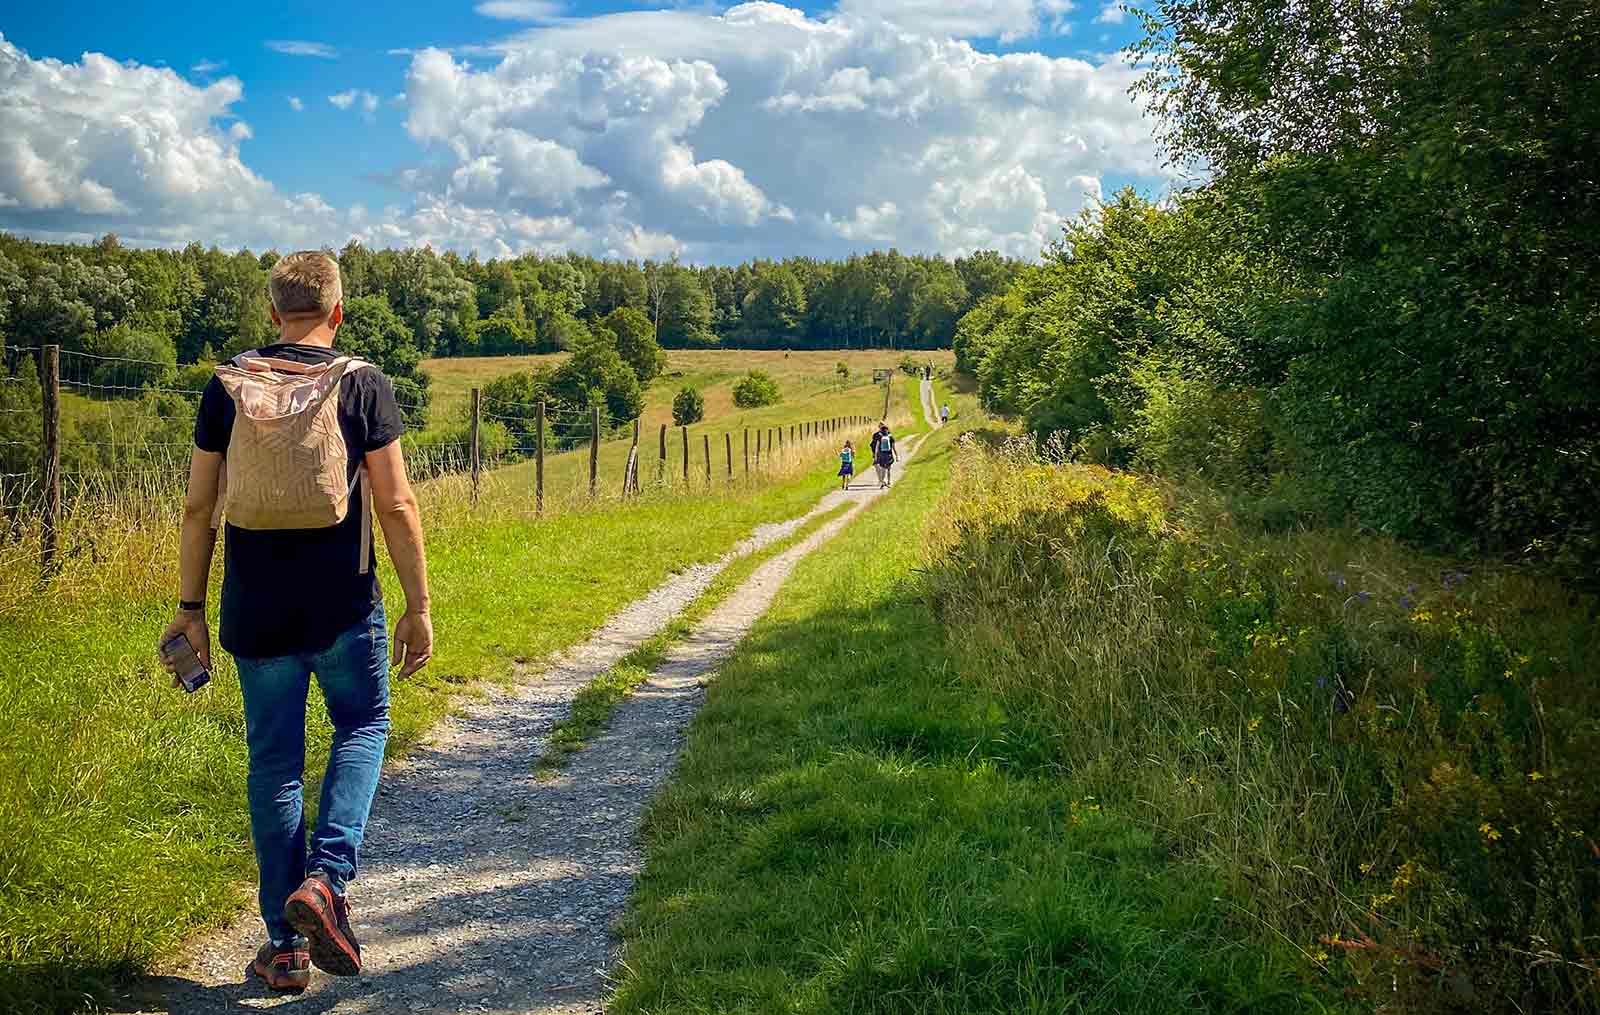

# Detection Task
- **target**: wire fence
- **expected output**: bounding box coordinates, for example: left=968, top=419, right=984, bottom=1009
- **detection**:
left=1, top=342, right=881, bottom=583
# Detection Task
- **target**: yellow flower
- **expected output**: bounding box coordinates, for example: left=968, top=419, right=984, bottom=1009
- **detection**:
left=1186, top=775, right=1200, bottom=787
left=1528, top=770, right=1544, bottom=781
left=1479, top=822, right=1502, bottom=842
left=1370, top=893, right=1396, bottom=909
left=1410, top=609, right=1433, bottom=624
left=1391, top=861, right=1417, bottom=890
left=1311, top=948, right=1330, bottom=964
left=1359, top=862, right=1374, bottom=874
left=1246, top=717, right=1262, bottom=733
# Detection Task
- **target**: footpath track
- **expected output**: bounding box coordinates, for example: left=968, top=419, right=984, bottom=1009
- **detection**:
left=121, top=390, right=937, bottom=1015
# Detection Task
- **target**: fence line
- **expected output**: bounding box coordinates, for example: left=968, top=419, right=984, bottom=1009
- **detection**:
left=4, top=343, right=888, bottom=584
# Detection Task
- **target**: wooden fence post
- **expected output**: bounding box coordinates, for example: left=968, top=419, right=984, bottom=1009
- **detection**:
left=883, top=382, right=891, bottom=419
left=535, top=400, right=545, bottom=516
left=589, top=405, right=600, bottom=497
left=743, top=428, right=749, bottom=476
left=40, top=345, right=60, bottom=576
left=681, top=426, right=689, bottom=483
left=754, top=426, right=761, bottom=468
left=703, top=433, right=711, bottom=484
left=725, top=432, right=733, bottom=479
left=628, top=418, right=641, bottom=495
left=658, top=423, right=667, bottom=482
left=469, top=387, right=481, bottom=506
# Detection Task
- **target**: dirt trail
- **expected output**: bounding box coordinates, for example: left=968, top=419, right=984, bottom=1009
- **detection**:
left=120, top=429, right=927, bottom=1015
left=920, top=376, right=940, bottom=429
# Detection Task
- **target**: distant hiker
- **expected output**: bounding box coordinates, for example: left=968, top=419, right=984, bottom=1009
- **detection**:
left=838, top=439, right=855, bottom=489
left=940, top=404, right=950, bottom=425
left=873, top=423, right=897, bottom=488
left=158, top=251, right=434, bottom=994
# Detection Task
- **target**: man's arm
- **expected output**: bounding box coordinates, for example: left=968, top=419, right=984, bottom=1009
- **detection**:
left=157, top=448, right=223, bottom=678
left=365, top=439, right=433, bottom=677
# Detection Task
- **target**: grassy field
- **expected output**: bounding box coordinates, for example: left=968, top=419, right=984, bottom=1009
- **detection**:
left=421, top=348, right=954, bottom=429
left=0, top=358, right=918, bottom=1015
left=609, top=416, right=1323, bottom=1014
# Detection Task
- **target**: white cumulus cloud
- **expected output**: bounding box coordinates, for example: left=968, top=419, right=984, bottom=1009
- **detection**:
left=1093, top=2, right=1126, bottom=24
left=0, top=5, right=1172, bottom=263
left=288, top=95, right=304, bottom=111
left=329, top=89, right=380, bottom=115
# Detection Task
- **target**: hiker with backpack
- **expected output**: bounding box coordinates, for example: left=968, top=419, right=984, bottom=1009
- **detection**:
left=838, top=439, right=855, bottom=490
left=157, top=251, right=433, bottom=994
left=871, top=422, right=897, bottom=488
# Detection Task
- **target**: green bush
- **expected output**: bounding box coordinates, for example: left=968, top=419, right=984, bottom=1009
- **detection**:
left=407, top=419, right=512, bottom=479
left=731, top=370, right=781, bottom=408
left=897, top=355, right=921, bottom=376
left=671, top=386, right=704, bottom=426
left=834, top=361, right=849, bottom=381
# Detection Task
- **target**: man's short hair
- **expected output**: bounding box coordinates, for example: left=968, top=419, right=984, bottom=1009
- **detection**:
left=269, top=251, right=343, bottom=320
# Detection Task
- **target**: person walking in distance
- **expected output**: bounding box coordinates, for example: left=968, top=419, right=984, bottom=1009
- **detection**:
left=872, top=422, right=897, bottom=488
left=838, top=439, right=856, bottom=490
left=940, top=404, right=950, bottom=426
left=157, top=251, right=434, bottom=993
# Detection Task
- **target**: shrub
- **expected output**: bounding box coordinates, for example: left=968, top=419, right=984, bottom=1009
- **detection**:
left=672, top=386, right=704, bottom=426
left=407, top=419, right=512, bottom=479
left=897, top=355, right=921, bottom=376
left=731, top=370, right=780, bottom=408
left=835, top=361, right=849, bottom=381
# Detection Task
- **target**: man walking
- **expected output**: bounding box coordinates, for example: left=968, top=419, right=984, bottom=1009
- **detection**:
left=158, top=251, right=434, bottom=993
left=872, top=422, right=897, bottom=488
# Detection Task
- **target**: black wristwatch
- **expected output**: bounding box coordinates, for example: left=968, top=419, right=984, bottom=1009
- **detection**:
left=178, top=599, right=205, bottom=612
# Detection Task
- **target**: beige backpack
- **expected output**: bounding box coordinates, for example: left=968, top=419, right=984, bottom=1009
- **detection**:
left=212, top=352, right=373, bottom=571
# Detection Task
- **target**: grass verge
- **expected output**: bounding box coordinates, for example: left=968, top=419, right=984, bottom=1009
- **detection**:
left=608, top=421, right=1325, bottom=1014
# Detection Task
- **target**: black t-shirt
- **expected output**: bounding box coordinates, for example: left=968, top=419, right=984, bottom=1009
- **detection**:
left=194, top=343, right=405, bottom=658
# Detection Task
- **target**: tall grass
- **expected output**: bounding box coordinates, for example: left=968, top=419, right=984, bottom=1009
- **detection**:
left=921, top=438, right=1600, bottom=1012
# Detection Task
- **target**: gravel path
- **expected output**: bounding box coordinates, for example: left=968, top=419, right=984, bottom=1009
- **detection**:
left=116, top=430, right=926, bottom=1015
left=920, top=376, right=941, bottom=429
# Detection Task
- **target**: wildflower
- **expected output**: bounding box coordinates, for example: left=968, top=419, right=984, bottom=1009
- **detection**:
left=1247, top=717, right=1262, bottom=733
left=1186, top=775, right=1200, bottom=787
left=1399, top=595, right=1414, bottom=610
left=1392, top=861, right=1417, bottom=890
left=1312, top=948, right=1330, bottom=964
left=1410, top=608, right=1433, bottom=624
left=1370, top=892, right=1396, bottom=909
left=1479, top=822, right=1501, bottom=842
left=1528, top=771, right=1544, bottom=782
left=1355, top=590, right=1371, bottom=603
left=1359, top=862, right=1375, bottom=875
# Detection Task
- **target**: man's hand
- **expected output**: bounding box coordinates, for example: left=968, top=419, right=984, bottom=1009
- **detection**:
left=157, top=610, right=211, bottom=689
left=392, top=610, right=434, bottom=678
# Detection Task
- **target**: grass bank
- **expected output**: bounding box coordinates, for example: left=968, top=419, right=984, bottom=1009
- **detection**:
left=921, top=440, right=1600, bottom=1013
left=609, top=421, right=1322, bottom=1013
left=0, top=383, right=914, bottom=1015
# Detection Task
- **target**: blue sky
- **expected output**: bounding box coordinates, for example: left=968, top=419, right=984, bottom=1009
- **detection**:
left=0, top=1, right=1169, bottom=263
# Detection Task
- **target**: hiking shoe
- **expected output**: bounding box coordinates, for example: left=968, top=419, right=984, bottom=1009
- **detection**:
left=249, top=939, right=311, bottom=993
left=285, top=873, right=362, bottom=976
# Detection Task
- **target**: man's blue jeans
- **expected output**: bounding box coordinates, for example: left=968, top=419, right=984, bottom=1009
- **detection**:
left=236, top=602, right=391, bottom=944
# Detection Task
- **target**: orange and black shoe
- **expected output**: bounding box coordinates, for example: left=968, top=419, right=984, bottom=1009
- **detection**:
left=249, top=939, right=311, bottom=993
left=284, top=873, right=362, bottom=976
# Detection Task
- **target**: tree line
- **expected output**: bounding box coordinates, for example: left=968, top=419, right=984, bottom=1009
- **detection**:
left=956, top=0, right=1598, bottom=572
left=0, top=233, right=1022, bottom=411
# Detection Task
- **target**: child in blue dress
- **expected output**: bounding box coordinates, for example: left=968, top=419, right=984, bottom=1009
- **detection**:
left=838, top=440, right=855, bottom=489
